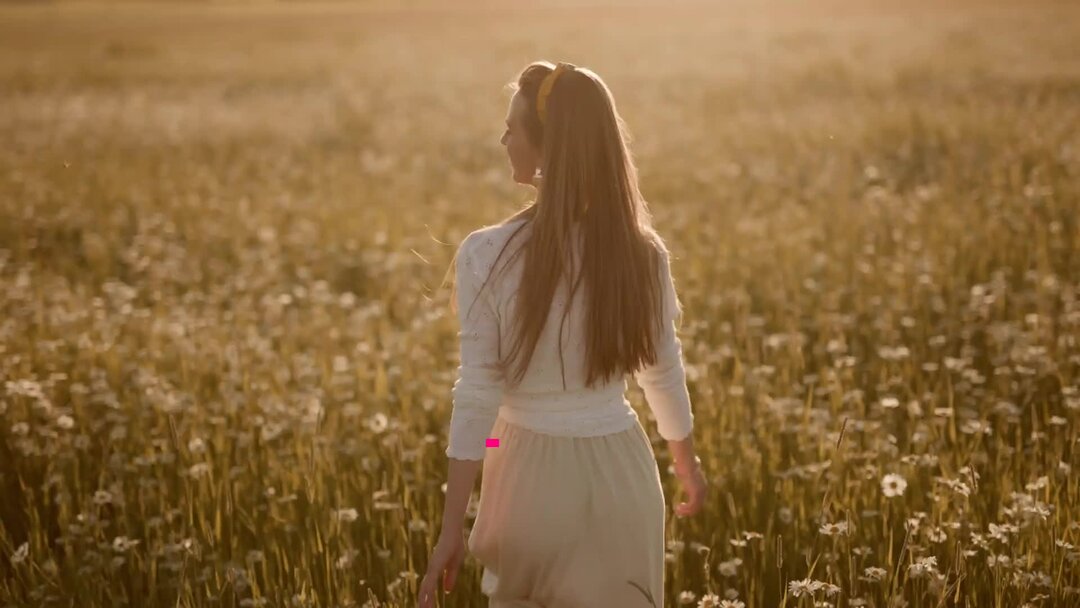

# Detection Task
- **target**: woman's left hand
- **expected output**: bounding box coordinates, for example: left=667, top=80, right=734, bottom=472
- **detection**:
left=418, top=529, right=467, bottom=608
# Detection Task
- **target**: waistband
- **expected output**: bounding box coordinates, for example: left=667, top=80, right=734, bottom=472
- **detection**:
left=498, top=392, right=639, bottom=437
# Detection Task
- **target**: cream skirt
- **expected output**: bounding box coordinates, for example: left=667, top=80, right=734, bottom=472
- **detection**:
left=467, top=414, right=667, bottom=607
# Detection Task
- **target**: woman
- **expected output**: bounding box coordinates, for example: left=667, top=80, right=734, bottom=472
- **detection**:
left=419, top=61, right=708, bottom=608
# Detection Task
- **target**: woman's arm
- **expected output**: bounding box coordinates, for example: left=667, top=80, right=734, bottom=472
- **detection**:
left=441, top=232, right=505, bottom=533
left=634, top=247, right=696, bottom=445
left=669, top=435, right=701, bottom=477
left=439, top=458, right=484, bottom=539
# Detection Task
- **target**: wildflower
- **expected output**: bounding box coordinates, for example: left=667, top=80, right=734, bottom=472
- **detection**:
left=334, top=508, right=359, bottom=523
left=188, top=437, right=206, bottom=454
left=819, top=521, right=849, bottom=536
left=907, top=555, right=938, bottom=579
left=336, top=549, right=359, bottom=570
left=906, top=400, right=923, bottom=416
left=880, top=397, right=900, bottom=409
left=988, top=522, right=1011, bottom=542
left=112, top=536, right=140, bottom=553
left=678, top=590, right=697, bottom=604
left=926, top=526, right=947, bottom=543
left=1025, top=476, right=1049, bottom=491
left=958, top=465, right=981, bottom=482
left=11, top=542, right=28, bottom=564
left=56, top=415, right=75, bottom=430
left=187, top=463, right=211, bottom=478
left=959, top=420, right=992, bottom=436
left=969, top=532, right=989, bottom=548
left=260, top=422, right=285, bottom=442
left=821, top=582, right=841, bottom=597
left=367, top=413, right=389, bottom=434
left=5, top=379, right=43, bottom=399
left=939, top=477, right=971, bottom=497
left=987, top=554, right=1011, bottom=568
left=879, top=346, right=911, bottom=361
left=718, top=601, right=745, bottom=608
left=881, top=473, right=907, bottom=497
left=717, top=557, right=742, bottom=577
left=788, top=578, right=824, bottom=598
left=862, top=567, right=887, bottom=582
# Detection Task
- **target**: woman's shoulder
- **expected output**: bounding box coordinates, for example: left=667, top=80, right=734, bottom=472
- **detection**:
left=462, top=217, right=530, bottom=264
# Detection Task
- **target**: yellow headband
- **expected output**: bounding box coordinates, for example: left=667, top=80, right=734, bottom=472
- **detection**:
left=537, top=62, right=572, bottom=126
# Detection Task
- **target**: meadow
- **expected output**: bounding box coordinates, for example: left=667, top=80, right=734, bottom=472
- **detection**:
left=0, top=1, right=1078, bottom=606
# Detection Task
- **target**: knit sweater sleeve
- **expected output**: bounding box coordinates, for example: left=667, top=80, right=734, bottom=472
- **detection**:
left=445, top=233, right=505, bottom=461
left=633, top=247, right=694, bottom=441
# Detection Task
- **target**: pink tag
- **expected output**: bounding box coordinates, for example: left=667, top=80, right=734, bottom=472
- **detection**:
left=485, top=438, right=500, bottom=448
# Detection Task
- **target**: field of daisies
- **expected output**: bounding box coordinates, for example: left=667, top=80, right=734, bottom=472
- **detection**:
left=0, top=1, right=1078, bottom=607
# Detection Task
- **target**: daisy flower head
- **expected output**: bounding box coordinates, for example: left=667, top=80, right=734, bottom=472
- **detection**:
left=881, top=473, right=907, bottom=498
left=788, top=577, right=825, bottom=598
left=819, top=521, right=849, bottom=536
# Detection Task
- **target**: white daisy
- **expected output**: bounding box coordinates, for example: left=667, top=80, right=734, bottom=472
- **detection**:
left=881, top=473, right=907, bottom=497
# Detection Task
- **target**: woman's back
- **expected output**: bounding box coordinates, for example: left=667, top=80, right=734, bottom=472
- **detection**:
left=445, top=216, right=694, bottom=458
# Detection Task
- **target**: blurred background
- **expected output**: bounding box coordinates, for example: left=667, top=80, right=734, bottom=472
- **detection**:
left=0, top=1, right=1077, bottom=606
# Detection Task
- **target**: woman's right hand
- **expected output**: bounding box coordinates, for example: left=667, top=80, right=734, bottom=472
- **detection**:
left=673, top=456, right=707, bottom=518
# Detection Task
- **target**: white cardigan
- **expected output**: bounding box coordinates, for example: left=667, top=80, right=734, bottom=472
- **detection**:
left=445, top=218, right=694, bottom=461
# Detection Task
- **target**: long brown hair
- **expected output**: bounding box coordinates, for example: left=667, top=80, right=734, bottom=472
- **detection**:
left=450, top=60, right=681, bottom=391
